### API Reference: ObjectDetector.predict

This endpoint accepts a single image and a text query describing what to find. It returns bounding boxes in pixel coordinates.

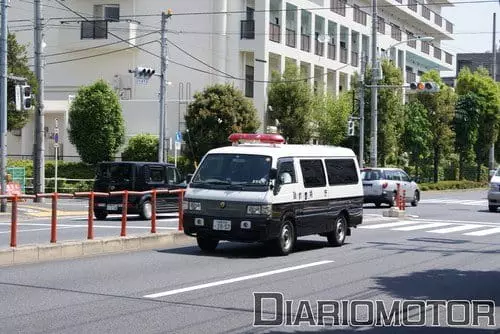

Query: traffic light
[21,85,32,110]
[409,81,440,93]
[135,66,155,79]
[347,119,355,136]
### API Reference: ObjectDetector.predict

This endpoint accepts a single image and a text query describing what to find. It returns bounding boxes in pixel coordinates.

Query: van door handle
[324,189,328,197]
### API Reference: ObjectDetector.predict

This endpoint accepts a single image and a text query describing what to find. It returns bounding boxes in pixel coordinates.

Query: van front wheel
[273,219,295,256]
[197,237,219,252]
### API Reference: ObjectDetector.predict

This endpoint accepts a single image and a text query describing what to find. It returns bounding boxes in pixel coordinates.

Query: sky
[440,1,499,75]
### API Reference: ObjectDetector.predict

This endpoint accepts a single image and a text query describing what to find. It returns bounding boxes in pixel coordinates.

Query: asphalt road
[0,189,498,333]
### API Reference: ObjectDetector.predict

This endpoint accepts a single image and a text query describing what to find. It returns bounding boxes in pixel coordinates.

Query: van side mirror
[269,168,277,180]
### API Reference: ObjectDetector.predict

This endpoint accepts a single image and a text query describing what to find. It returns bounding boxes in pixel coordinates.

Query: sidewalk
[0,198,89,219]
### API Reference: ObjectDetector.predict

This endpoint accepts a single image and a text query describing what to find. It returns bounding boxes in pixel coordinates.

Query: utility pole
[34,0,45,199]
[158,10,172,163]
[370,0,379,168]
[358,51,366,168]
[490,12,497,171]
[0,0,8,212]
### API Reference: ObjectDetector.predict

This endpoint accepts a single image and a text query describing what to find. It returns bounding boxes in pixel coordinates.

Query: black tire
[411,191,420,207]
[489,205,498,212]
[273,219,295,256]
[374,201,382,208]
[140,200,153,220]
[94,210,107,220]
[197,236,219,252]
[388,192,397,207]
[327,214,347,247]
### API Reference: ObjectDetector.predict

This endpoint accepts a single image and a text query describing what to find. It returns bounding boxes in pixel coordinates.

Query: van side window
[166,167,179,185]
[149,166,165,183]
[325,159,359,185]
[300,159,326,188]
[277,160,296,184]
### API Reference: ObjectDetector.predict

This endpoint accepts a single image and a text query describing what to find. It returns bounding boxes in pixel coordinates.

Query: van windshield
[190,153,272,191]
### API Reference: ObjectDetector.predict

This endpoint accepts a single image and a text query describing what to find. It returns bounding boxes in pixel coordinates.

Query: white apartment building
[6,0,455,161]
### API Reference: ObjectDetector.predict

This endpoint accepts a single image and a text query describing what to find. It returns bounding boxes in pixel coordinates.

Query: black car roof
[98,161,176,168]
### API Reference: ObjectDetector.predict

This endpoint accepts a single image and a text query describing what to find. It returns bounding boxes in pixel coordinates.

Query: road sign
[175,131,182,142]
[54,133,59,144]
[15,85,21,111]
[175,141,181,150]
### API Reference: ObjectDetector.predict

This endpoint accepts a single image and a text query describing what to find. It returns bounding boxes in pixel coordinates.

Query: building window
[330,0,346,16]
[94,4,120,22]
[377,16,385,34]
[81,20,108,39]
[245,65,254,98]
[353,5,367,25]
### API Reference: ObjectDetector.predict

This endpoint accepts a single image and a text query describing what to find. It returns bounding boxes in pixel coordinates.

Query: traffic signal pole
[0,0,8,212]
[158,11,171,163]
[34,0,45,200]
[370,0,379,168]
[489,13,497,171]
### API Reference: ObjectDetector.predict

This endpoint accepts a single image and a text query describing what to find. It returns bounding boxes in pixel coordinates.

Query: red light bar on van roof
[228,133,286,144]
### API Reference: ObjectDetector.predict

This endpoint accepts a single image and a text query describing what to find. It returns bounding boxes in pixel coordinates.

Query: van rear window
[98,164,132,181]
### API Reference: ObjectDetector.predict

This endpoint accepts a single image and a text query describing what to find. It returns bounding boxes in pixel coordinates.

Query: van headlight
[183,200,201,211]
[247,204,272,215]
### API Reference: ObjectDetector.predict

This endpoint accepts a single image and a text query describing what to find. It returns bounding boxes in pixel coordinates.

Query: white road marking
[420,199,487,206]
[463,227,500,236]
[0,222,176,231]
[392,222,453,231]
[358,221,418,229]
[0,226,80,234]
[404,218,499,226]
[427,224,488,234]
[143,260,334,299]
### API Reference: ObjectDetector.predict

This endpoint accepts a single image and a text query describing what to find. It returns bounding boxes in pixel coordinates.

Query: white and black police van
[182,133,363,255]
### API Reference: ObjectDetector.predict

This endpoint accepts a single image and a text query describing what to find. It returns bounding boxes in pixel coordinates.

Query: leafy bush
[420,180,488,191]
[122,134,158,162]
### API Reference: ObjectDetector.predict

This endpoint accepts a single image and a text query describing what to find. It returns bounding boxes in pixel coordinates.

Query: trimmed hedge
[7,159,96,179]
[420,180,489,191]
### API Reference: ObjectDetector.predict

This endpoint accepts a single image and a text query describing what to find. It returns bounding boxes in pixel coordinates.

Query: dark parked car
[92,161,187,220]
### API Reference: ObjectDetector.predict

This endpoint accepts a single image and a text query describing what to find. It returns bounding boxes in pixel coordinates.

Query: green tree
[183,83,260,162]
[7,33,37,130]
[456,67,500,179]
[122,134,158,162]
[454,92,480,179]
[68,79,125,164]
[402,100,433,178]
[312,91,352,146]
[412,70,456,183]
[267,63,315,144]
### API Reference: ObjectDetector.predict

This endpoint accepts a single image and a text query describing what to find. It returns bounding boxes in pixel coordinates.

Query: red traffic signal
[409,81,439,93]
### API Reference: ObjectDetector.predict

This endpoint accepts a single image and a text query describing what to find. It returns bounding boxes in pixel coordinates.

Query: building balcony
[269,23,281,43]
[327,43,336,60]
[340,47,348,64]
[301,34,311,52]
[241,20,255,39]
[351,52,359,67]
[58,20,138,51]
[286,29,296,48]
[377,0,454,39]
[315,41,324,56]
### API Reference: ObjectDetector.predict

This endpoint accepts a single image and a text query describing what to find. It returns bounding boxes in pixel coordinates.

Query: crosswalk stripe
[463,227,500,236]
[358,221,417,229]
[427,224,488,234]
[392,222,453,231]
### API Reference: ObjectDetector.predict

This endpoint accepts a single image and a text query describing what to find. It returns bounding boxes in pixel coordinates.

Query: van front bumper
[183,213,279,242]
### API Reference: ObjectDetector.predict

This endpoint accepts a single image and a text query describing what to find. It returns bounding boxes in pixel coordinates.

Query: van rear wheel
[327,215,347,247]
[140,200,152,220]
[94,210,107,220]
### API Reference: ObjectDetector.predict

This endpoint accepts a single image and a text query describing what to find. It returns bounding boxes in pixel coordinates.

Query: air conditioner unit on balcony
[94,4,120,22]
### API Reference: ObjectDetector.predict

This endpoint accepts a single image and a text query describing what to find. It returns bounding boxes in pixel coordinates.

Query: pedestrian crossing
[358,220,500,237]
[419,198,487,206]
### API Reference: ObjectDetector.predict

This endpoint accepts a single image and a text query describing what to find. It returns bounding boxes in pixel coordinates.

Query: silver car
[361,168,420,208]
[487,167,500,212]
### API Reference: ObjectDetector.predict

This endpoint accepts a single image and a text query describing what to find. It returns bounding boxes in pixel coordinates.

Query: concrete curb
[0,231,195,267]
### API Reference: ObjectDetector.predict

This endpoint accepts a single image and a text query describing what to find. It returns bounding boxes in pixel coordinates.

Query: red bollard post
[151,189,157,234]
[88,192,94,240]
[51,193,58,243]
[178,191,184,231]
[10,195,17,248]
[403,190,406,210]
[121,191,128,237]
[396,183,401,209]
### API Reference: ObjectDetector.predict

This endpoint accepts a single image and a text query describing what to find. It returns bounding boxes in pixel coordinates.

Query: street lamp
[369,36,433,168]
